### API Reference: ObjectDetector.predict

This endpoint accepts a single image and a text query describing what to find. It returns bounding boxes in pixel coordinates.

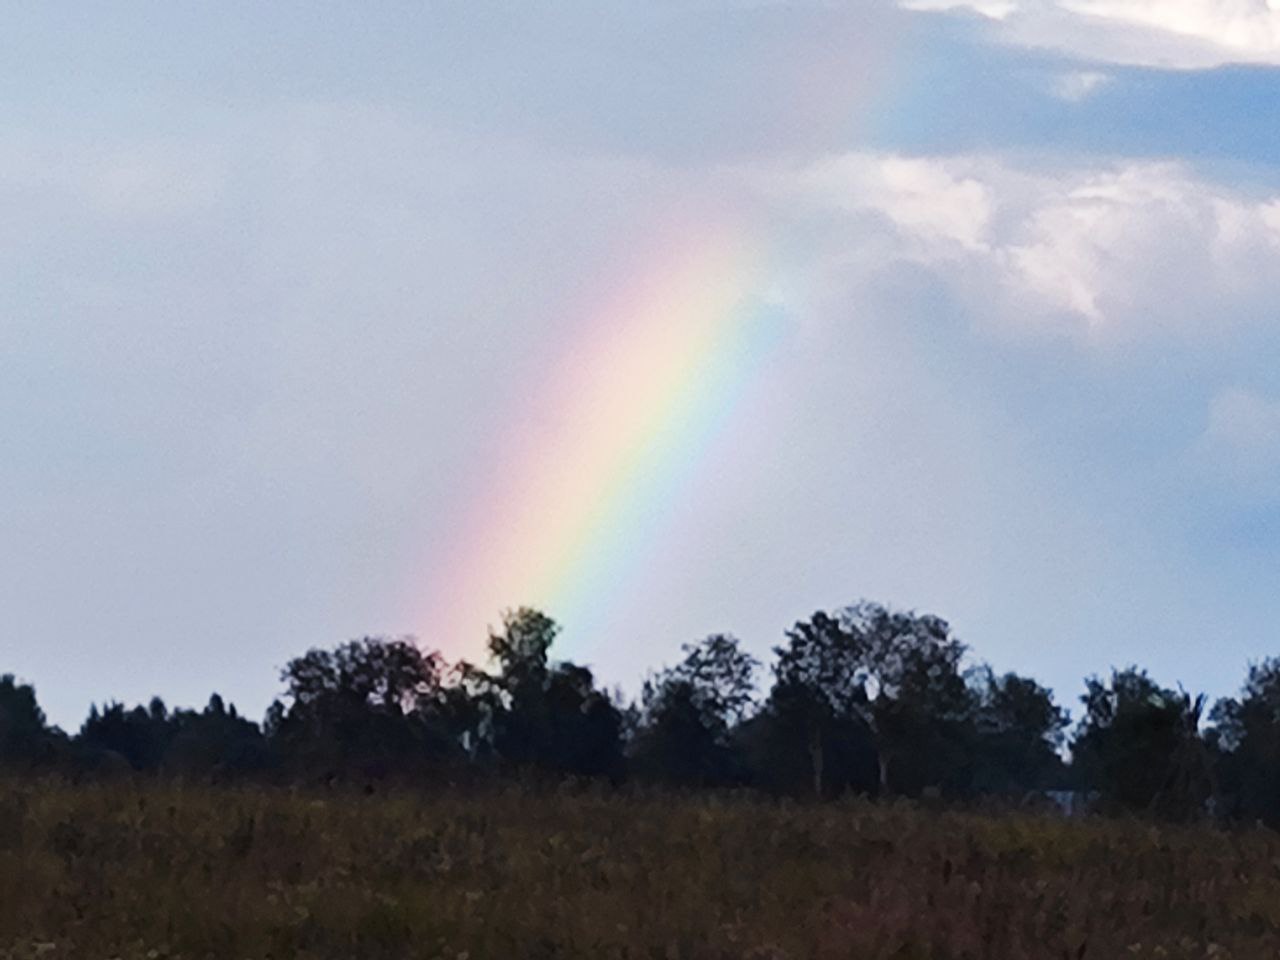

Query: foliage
[13,598,1280,826]
[1210,658,1280,825]
[0,674,57,766]
[485,606,558,688]
[969,668,1070,793]
[770,603,973,797]
[630,634,758,787]
[736,698,880,798]
[770,610,871,797]
[270,636,457,779]
[1071,668,1212,819]
[165,695,269,777]
[460,608,625,780]
[79,698,175,772]
[661,633,760,725]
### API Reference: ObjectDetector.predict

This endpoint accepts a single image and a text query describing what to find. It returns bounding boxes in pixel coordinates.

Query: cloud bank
[775,152,1280,342]
[902,0,1280,66]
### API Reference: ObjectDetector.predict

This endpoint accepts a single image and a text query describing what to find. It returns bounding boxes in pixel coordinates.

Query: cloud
[900,0,1280,67]
[1050,70,1114,101]
[900,0,1020,18]
[1066,1,1280,55]
[799,154,995,254]
[774,152,1280,341]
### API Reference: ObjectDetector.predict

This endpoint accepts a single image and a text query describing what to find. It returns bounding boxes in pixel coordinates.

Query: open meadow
[2,780,1277,960]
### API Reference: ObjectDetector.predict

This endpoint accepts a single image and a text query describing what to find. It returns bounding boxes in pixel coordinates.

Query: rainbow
[404,2,909,661]
[416,220,787,662]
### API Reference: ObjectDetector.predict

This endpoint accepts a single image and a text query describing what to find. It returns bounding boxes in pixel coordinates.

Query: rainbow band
[420,226,784,661]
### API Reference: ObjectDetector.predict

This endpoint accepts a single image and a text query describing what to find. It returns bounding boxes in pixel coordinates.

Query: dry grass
[1,778,1276,959]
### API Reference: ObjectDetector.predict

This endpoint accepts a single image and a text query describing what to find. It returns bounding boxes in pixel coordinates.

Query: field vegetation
[2,779,1278,960]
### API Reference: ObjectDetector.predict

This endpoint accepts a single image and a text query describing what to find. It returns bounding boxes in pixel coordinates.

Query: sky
[4,1,1280,730]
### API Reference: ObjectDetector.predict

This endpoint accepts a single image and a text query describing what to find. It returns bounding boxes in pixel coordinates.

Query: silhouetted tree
[969,669,1070,794]
[488,607,557,689]
[737,689,879,798]
[484,608,557,767]
[771,610,866,797]
[271,636,455,779]
[0,674,57,766]
[771,604,973,797]
[847,604,974,797]
[1071,668,1212,819]
[663,633,759,724]
[78,697,175,771]
[540,662,625,780]
[631,635,758,787]
[15,593,1277,823]
[439,661,503,766]
[165,694,269,778]
[1210,658,1280,824]
[471,608,625,780]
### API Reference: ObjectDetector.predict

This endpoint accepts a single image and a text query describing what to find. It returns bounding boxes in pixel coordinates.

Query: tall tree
[0,674,56,765]
[631,634,758,787]
[664,634,759,725]
[271,636,454,778]
[843,603,974,796]
[78,697,175,771]
[771,610,865,797]
[476,608,624,780]
[1210,658,1280,824]
[488,607,557,690]
[969,669,1069,793]
[539,662,625,780]
[736,693,879,798]
[165,694,269,778]
[484,608,557,768]
[282,636,443,715]
[1071,668,1212,819]
[772,603,974,797]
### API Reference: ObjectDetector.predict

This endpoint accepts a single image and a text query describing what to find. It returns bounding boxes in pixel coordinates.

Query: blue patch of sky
[873,17,1280,178]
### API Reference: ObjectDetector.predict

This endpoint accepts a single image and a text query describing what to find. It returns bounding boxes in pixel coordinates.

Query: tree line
[3,600,1279,824]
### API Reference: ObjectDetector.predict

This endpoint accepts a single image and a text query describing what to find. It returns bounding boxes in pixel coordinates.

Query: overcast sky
[5,1,1280,729]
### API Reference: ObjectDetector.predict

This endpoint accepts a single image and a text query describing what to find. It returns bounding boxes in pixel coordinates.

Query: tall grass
[1,778,1276,958]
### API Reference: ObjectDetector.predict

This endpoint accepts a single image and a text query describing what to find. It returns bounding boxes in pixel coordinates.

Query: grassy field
[1,780,1278,959]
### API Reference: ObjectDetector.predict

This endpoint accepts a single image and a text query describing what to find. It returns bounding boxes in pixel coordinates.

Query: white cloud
[901,0,1280,67]
[899,0,1020,18]
[1065,0,1280,54]
[773,152,1280,341]
[800,154,994,253]
[1051,70,1113,101]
